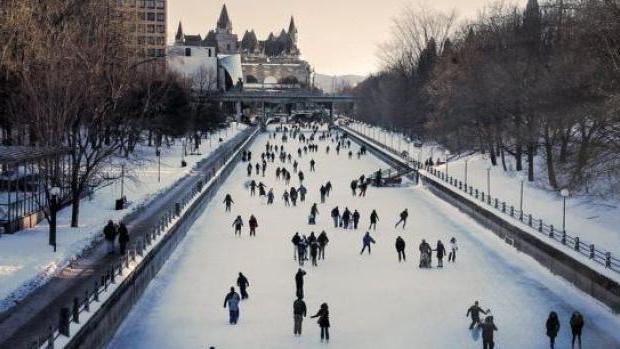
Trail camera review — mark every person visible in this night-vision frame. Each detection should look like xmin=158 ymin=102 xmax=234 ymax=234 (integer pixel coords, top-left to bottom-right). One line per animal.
xmin=311 ymin=204 xmax=319 ymax=220
xmin=223 ymin=194 xmax=234 ymax=212
xmin=310 ymin=159 xmax=316 ymax=171
xmin=103 ymin=220 xmax=117 ymax=255
xmin=320 ymin=185 xmax=327 ymax=203
xmin=342 ymin=207 xmax=351 ymax=229
xmin=435 ymin=240 xmax=446 ymax=268
xmin=299 ymin=185 xmax=307 ymax=202
xmin=331 ymin=206 xmax=340 ymax=228
xmin=298 ymin=171 xmax=305 ymax=184
xmin=247 ymin=163 xmax=252 ymax=176
xmin=292 ymin=232 xmax=302 ymax=260
xmin=546 ymin=311 xmax=560 ymax=349
xmin=325 ymin=181 xmax=332 ymax=196
xmin=478 ymin=315 xmax=498 ymax=349
xmin=223 ymin=287 xmax=241 ymax=324
xmin=369 ymin=210 xmax=379 ymax=230
xmin=310 ymin=241 xmax=319 ymax=266
xmin=232 ymin=216 xmax=243 ymax=236
xmin=237 ymin=273 xmax=250 ymax=299
xmin=448 ymin=237 xmax=458 ymax=263
xmin=117 ymin=222 xmax=129 ymax=255
xmin=290 ymin=187 xmax=298 ymax=206
xmin=359 ymin=181 xmax=368 ymax=196
xmin=311 ymin=303 xmax=330 ymax=342
xmin=295 ymin=269 xmax=306 ymax=299
xmin=317 ymin=231 xmax=329 ymax=260
xmin=395 ymin=236 xmax=406 ymax=262
xmin=258 ymin=182 xmax=266 ymax=196
xmin=570 ymin=311 xmax=584 ymax=349
xmin=466 ymin=301 xmax=488 ymax=329
xmin=360 ymin=232 xmax=376 ymax=255
xmin=276 ymin=167 xmax=282 ymax=180
xmin=283 ymin=190 xmax=290 ymax=206
xmin=249 ymin=215 xmax=258 ymax=237
xmin=395 ymin=208 xmax=409 ymax=229
xmin=350 ymin=180 xmax=358 ymax=196
xmin=297 ymin=239 xmax=307 ymax=267
xmin=250 ymin=180 xmax=257 ymax=196
xmin=293 ymin=296 xmax=307 ymax=336
xmin=267 ymin=188 xmax=275 ymax=204
xmin=352 ymin=210 xmax=361 ymax=229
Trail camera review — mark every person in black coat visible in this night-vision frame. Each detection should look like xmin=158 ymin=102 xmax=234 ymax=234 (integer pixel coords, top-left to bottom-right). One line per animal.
xmin=546 ymin=311 xmax=560 ymax=349
xmin=341 ymin=208 xmax=351 ymax=229
xmin=236 ymin=272 xmax=250 ymax=299
xmin=466 ymin=301 xmax=488 ymax=329
xmin=395 ymin=236 xmax=406 ymax=262
xmin=223 ymin=194 xmax=234 ymax=212
xmin=570 ymin=311 xmax=584 ymax=349
xmin=352 ymin=210 xmax=360 ymax=229
xmin=369 ymin=210 xmax=379 ymax=230
xmin=350 ymin=180 xmax=358 ymax=196
xmin=478 ymin=316 xmax=498 ymax=349
xmin=117 ymin=222 xmax=130 ymax=255
xmin=104 ymin=220 xmax=117 ymax=255
xmin=311 ymin=303 xmax=330 ymax=342
xmin=293 ymin=296 xmax=307 ymax=336
xmin=395 ymin=208 xmax=409 ymax=229
xmin=435 ymin=240 xmax=446 ymax=268
xmin=292 ymin=232 xmax=301 ymax=260
xmin=317 ymin=231 xmax=329 ymax=260
xmin=249 ymin=215 xmax=258 ymax=237
xmin=295 ymin=269 xmax=306 ymax=299
xmin=330 ymin=207 xmax=340 ymax=228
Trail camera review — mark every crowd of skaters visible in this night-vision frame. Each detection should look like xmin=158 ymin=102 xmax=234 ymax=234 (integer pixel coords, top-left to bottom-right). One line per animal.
xmin=212 ymin=122 xmax=589 ymax=348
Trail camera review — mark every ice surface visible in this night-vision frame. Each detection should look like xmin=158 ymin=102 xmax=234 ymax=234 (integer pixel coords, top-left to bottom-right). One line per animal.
xmin=108 ymin=126 xmax=620 ymax=349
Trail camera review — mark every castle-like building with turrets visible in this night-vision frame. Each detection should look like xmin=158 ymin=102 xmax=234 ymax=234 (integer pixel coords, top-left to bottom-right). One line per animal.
xmin=173 ymin=4 xmax=312 ymax=89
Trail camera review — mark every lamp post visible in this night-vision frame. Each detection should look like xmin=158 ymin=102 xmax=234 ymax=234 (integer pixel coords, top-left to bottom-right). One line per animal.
xmin=487 ymin=167 xmax=491 ymax=198
xmin=157 ymin=147 xmax=161 ymax=183
xmin=445 ymin=150 xmax=451 ymax=177
xmin=464 ymin=159 xmax=468 ymax=186
xmin=49 ymin=186 xmax=60 ymax=252
xmin=520 ymin=180 xmax=524 ymax=213
xmin=560 ymin=188 xmax=570 ymax=234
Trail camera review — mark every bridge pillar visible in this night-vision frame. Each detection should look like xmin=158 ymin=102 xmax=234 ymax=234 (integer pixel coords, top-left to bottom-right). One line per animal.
xmin=329 ymin=102 xmax=334 ymax=127
xmin=235 ymin=101 xmax=242 ymax=122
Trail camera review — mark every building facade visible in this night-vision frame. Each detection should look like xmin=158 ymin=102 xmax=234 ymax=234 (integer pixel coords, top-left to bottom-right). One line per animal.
xmin=119 ymin=0 xmax=167 ymax=67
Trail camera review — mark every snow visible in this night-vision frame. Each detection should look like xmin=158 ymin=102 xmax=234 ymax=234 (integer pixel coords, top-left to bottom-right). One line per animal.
xmin=0 ymin=124 xmax=246 ymax=312
xmin=347 ymin=123 xmax=620 ymax=262
xmin=108 ymin=126 xmax=620 ymax=349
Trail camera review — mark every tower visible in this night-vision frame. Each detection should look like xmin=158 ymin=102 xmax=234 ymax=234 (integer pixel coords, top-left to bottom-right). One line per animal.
xmin=214 ymin=4 xmax=238 ymax=54
xmin=288 ymin=16 xmax=298 ymax=46
xmin=217 ymin=4 xmax=233 ymax=34
xmin=175 ymin=21 xmax=184 ymax=45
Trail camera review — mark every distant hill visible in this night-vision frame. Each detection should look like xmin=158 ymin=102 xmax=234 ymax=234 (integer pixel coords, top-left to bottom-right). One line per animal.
xmin=313 ymin=74 xmax=366 ymax=93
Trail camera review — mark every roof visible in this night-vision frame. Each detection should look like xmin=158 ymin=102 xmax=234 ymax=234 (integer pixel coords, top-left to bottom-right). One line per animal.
xmin=288 ymin=16 xmax=297 ymax=34
xmin=217 ymin=4 xmax=232 ymax=30
xmin=0 ymin=146 xmax=69 ymax=164
xmin=184 ymin=34 xmax=203 ymax=46
xmin=175 ymin=21 xmax=184 ymax=41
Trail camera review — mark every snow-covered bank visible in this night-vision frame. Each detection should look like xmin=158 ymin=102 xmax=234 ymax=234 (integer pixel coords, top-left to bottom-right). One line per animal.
xmin=0 ymin=124 xmax=246 ymax=312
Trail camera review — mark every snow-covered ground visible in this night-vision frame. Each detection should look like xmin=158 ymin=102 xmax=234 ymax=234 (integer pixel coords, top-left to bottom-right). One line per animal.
xmin=108 ymin=126 xmax=620 ymax=349
xmin=348 ymin=122 xmax=620 ymax=256
xmin=0 ymin=124 xmax=246 ymax=312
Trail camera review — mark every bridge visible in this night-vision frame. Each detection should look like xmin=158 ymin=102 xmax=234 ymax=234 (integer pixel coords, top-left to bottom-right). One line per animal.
xmin=210 ymin=90 xmax=359 ymax=104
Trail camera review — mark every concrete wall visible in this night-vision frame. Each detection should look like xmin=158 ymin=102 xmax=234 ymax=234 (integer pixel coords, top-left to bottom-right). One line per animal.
xmin=341 ymin=126 xmax=620 ymax=313
xmin=65 ymin=128 xmax=260 ymax=349
xmin=242 ymin=62 xmax=309 ymax=85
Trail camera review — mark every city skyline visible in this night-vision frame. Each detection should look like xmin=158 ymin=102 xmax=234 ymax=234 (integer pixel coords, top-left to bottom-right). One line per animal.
xmin=167 ymin=0 xmax=526 ymax=76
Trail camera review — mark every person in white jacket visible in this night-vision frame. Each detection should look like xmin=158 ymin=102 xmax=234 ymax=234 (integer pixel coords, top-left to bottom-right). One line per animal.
xmin=448 ymin=237 xmax=458 ymax=263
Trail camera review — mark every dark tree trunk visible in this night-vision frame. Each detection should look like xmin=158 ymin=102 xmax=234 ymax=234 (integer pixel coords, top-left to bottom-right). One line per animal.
xmin=544 ymin=128 xmax=558 ymax=189
xmin=515 ymin=143 xmax=523 ymax=171
xmin=527 ymin=143 xmax=535 ymax=182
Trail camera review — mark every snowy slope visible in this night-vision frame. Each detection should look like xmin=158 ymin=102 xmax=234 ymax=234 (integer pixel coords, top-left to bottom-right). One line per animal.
xmin=108 ymin=126 xmax=620 ymax=349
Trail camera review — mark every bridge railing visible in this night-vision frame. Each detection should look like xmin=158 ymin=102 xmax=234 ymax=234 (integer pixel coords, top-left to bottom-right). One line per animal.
xmin=341 ymin=123 xmax=620 ymax=275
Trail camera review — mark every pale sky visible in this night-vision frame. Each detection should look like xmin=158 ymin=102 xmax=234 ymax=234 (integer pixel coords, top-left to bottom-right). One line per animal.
xmin=168 ymin=0 xmax=523 ymax=76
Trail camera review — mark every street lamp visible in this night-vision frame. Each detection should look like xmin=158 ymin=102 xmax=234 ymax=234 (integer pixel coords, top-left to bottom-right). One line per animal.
xmin=464 ymin=159 xmax=468 ymax=186
xmin=560 ymin=188 xmax=570 ymax=234
xmin=487 ymin=167 xmax=491 ymax=198
xmin=49 ymin=186 xmax=61 ymax=252
xmin=444 ymin=150 xmax=451 ymax=177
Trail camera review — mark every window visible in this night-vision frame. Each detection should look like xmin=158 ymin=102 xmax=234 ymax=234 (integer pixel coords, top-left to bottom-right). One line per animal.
xmin=157 ymin=13 xmax=165 ymax=22
xmin=137 ymin=36 xmax=146 ymax=44
xmin=147 ymin=24 xmax=154 ymax=33
xmin=148 ymin=37 xmax=155 ymax=45
xmin=156 ymin=25 xmax=165 ymax=33
xmin=147 ymin=12 xmax=155 ymax=21
xmin=146 ymin=0 xmax=155 ymax=8
xmin=138 ymin=12 xmax=145 ymax=20
xmin=156 ymin=0 xmax=165 ymax=9
xmin=156 ymin=37 xmax=165 ymax=45
xmin=185 ymin=47 xmax=192 ymax=57
xmin=138 ymin=0 xmax=145 ymax=8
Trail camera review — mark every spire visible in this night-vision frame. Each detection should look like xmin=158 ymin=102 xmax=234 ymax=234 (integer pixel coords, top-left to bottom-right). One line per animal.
xmin=288 ymin=16 xmax=297 ymax=35
xmin=217 ymin=4 xmax=233 ymax=32
xmin=175 ymin=21 xmax=184 ymax=44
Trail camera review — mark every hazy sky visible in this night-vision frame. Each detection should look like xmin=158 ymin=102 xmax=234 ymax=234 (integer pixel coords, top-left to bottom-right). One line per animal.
xmin=168 ymin=0 xmax=523 ymax=76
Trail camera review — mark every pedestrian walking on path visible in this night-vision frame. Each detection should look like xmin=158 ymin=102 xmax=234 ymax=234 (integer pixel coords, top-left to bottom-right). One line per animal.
xmin=293 ymin=296 xmax=307 ymax=336
xmin=295 ymin=268 xmax=306 ymax=299
xmin=104 ymin=220 xmax=117 ymax=255
xmin=546 ymin=311 xmax=560 ymax=349
xmin=570 ymin=311 xmax=584 ymax=349
xmin=118 ymin=222 xmax=129 ymax=255
xmin=360 ymin=232 xmax=376 ymax=255
xmin=223 ymin=194 xmax=234 ymax=212
xmin=395 ymin=236 xmax=406 ymax=262
xmin=395 ymin=208 xmax=409 ymax=229
xmin=237 ymin=273 xmax=250 ymax=299
xmin=311 ymin=303 xmax=330 ymax=342
xmin=448 ymin=237 xmax=458 ymax=263
xmin=223 ymin=287 xmax=241 ymax=324
xmin=232 ymin=216 xmax=243 ymax=236
xmin=478 ymin=315 xmax=498 ymax=349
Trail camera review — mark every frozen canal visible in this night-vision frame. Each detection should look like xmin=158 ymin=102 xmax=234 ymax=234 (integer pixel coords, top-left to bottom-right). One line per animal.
xmin=108 ymin=126 xmax=620 ymax=349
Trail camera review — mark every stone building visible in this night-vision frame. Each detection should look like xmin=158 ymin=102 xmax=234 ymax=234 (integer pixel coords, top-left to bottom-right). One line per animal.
xmin=174 ymin=4 xmax=312 ymax=88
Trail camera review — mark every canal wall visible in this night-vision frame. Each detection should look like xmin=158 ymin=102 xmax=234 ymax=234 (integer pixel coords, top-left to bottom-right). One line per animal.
xmin=63 ymin=128 xmax=261 ymax=349
xmin=340 ymin=126 xmax=620 ymax=313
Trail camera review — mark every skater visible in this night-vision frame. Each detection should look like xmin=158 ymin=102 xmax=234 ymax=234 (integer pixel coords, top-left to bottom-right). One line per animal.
xmin=258 ymin=182 xmax=266 ymax=196
xmin=232 ymin=216 xmax=243 ymax=236
xmin=293 ymin=296 xmax=307 ymax=336
xmin=478 ymin=315 xmax=498 ymax=349
xmin=250 ymin=180 xmax=257 ymax=196
xmin=237 ymin=272 xmax=250 ymax=299
xmin=570 ymin=311 xmax=584 ymax=349
xmin=325 ymin=181 xmax=332 ymax=196
xmin=341 ymin=207 xmax=351 ymax=229
xmin=395 ymin=236 xmax=406 ymax=262
xmin=466 ymin=301 xmax=488 ymax=329
xmin=359 ymin=181 xmax=368 ymax=196
xmin=318 ymin=231 xmax=329 ymax=260
xmin=295 ymin=268 xmax=306 ymax=299
xmin=223 ymin=194 xmax=234 ymax=212
xmin=249 ymin=215 xmax=258 ymax=236
xmin=350 ymin=180 xmax=358 ymax=196
xmin=292 ymin=232 xmax=302 ymax=260
xmin=247 ymin=163 xmax=252 ymax=176
xmin=310 ymin=159 xmax=316 ymax=171
xmin=352 ymin=210 xmax=360 ymax=229
xmin=267 ymin=188 xmax=275 ymax=204
xmin=435 ymin=240 xmax=446 ymax=267
xmin=223 ymin=287 xmax=241 ymax=324
xmin=311 ymin=303 xmax=330 ymax=342
xmin=360 ymin=232 xmax=376 ymax=255
xmin=369 ymin=209 xmax=379 ymax=230
xmin=330 ymin=206 xmax=340 ymax=228
xmin=283 ymin=190 xmax=290 ymax=206
xmin=546 ymin=311 xmax=560 ymax=349
xmin=298 ymin=171 xmax=305 ymax=184
xmin=395 ymin=208 xmax=409 ymax=229
xmin=320 ymin=185 xmax=327 ymax=203
xmin=297 ymin=238 xmax=307 ymax=267
xmin=118 ymin=222 xmax=129 ymax=255
xmin=310 ymin=204 xmax=319 ymax=220
xmin=448 ymin=237 xmax=458 ymax=263
xmin=299 ymin=185 xmax=307 ymax=202
xmin=276 ymin=167 xmax=282 ymax=180
xmin=103 ymin=220 xmax=117 ymax=255
xmin=290 ymin=187 xmax=298 ymax=206
xmin=310 ymin=240 xmax=319 ymax=266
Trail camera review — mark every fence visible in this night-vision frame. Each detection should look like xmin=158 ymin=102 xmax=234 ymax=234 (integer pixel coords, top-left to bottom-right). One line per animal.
xmin=342 ymin=124 xmax=620 ymax=274
xmin=29 ymin=126 xmax=259 ymax=349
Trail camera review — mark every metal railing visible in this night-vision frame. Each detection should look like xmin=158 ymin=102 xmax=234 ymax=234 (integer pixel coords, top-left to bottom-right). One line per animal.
xmin=342 ymin=124 xmax=620 ymax=274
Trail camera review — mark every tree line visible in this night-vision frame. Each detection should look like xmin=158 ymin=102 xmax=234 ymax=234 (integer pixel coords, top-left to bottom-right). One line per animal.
xmin=0 ymin=0 xmax=227 ymax=228
xmin=354 ymin=0 xmax=620 ymax=197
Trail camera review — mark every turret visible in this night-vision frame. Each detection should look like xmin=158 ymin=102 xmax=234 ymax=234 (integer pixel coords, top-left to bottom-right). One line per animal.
xmin=217 ymin=4 xmax=233 ymax=33
xmin=175 ymin=21 xmax=184 ymax=45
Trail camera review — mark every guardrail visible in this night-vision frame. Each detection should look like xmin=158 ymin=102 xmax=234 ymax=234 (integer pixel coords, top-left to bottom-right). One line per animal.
xmin=342 ymin=124 xmax=620 ymax=274
xmin=29 ymin=126 xmax=259 ymax=349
